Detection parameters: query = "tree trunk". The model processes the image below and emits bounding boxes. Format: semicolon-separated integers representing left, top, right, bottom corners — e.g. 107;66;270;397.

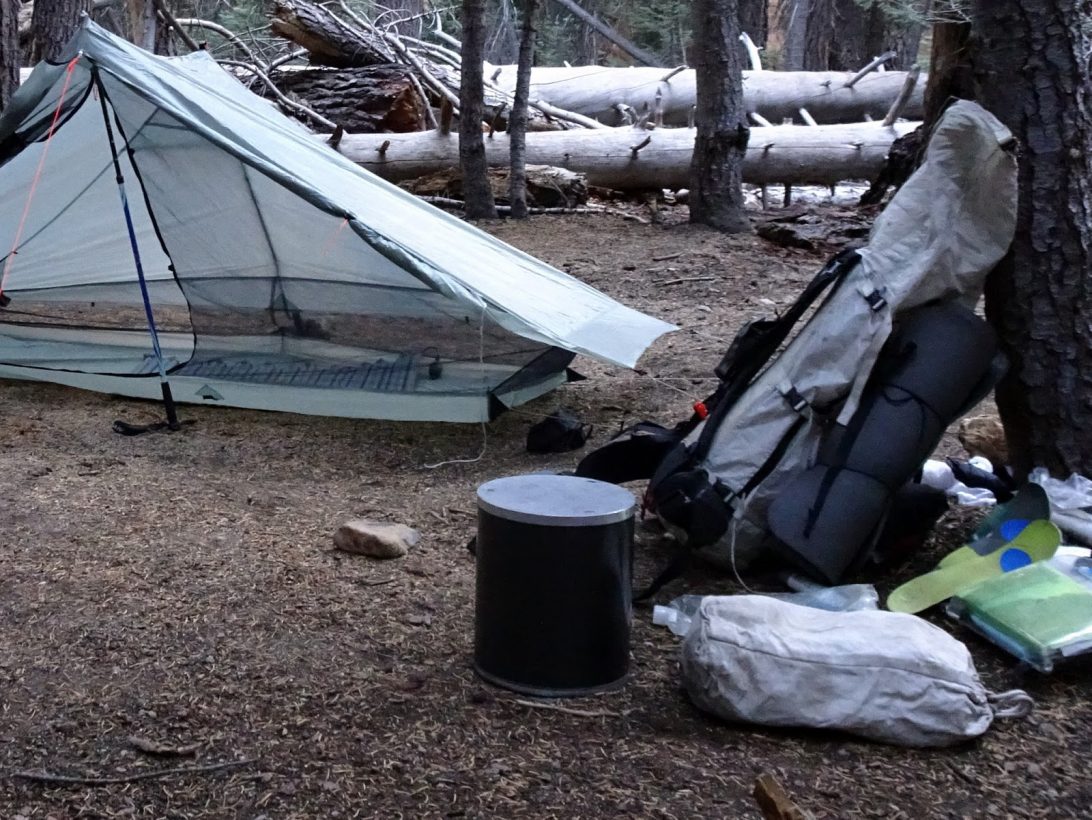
884;12;923;71
126;0;155;50
334;120;916;189
459;0;497;219
973;0;1092;475
489;64;925;126
0;0;19;111
689;0;749;231
738;0;767;46
508;0;539;219
485;0;519;64
922;19;974;132
804;0;922;72
780;0;811;70
29;0;92;61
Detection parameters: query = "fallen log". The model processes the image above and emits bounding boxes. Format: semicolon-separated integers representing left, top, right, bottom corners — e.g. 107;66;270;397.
271;0;395;66
330;121;919;190
262;65;429;132
401;165;588;207
488;64;926;126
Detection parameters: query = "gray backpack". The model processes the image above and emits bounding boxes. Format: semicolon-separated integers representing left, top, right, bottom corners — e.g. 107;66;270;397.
577;101;1018;593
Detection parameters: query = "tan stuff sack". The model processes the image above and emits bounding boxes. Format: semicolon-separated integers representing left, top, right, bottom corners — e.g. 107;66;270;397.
680;595;1033;748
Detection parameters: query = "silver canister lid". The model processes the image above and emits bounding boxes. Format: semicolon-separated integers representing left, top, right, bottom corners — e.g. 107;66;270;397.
477;474;636;527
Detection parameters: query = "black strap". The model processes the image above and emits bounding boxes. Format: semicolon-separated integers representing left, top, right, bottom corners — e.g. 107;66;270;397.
633;547;693;603
694;248;862;462
113;418;192;436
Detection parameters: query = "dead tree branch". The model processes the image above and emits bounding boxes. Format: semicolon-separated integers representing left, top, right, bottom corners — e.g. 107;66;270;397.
174;18;265;67
13;759;257;787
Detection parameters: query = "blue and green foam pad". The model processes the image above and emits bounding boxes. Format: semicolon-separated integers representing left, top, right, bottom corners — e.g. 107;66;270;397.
886;519;1061;614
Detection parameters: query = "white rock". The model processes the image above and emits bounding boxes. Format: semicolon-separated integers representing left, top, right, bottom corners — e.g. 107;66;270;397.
333;519;420;559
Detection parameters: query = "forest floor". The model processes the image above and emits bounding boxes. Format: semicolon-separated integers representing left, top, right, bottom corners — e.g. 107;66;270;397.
0;203;1089;819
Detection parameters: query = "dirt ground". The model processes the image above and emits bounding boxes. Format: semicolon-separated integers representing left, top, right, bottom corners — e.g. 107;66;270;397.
1;205;1089;819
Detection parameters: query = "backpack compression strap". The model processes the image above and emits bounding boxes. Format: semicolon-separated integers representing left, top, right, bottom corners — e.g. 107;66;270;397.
635;248;863;601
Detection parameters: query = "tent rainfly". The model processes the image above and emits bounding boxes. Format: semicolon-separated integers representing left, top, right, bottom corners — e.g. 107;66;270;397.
0;21;674;423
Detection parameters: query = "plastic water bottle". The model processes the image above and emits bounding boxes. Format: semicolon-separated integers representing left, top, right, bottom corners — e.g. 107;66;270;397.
652;605;693;637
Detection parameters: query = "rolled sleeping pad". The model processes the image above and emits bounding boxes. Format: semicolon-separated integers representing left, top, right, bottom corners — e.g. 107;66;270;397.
767;301;1001;584
871;302;1004;420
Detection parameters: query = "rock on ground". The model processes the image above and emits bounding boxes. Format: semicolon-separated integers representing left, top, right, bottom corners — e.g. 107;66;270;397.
333;519;420;558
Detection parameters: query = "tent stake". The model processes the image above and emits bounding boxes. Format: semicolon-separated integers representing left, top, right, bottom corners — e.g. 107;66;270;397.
93;70;180;430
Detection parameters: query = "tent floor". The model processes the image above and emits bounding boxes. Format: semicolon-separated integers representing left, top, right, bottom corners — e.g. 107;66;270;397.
174;352;420;393
0;360;567;422
0;326;568;420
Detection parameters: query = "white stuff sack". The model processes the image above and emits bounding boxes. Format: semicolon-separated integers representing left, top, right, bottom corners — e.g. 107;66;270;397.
680;596;1031;747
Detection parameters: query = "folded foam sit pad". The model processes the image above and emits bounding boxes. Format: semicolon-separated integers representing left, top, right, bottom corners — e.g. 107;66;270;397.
938;484;1051;568
886;519;1061;614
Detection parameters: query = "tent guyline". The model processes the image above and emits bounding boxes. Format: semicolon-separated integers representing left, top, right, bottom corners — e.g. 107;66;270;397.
0;21;673;423
0;55;81;307
93;67;180;431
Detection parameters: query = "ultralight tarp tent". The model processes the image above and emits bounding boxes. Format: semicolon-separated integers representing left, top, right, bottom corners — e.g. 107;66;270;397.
0;20;674;422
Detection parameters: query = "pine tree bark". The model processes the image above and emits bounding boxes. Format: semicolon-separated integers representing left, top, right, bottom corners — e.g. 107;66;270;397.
459;0;497;219
738;0;767;46
508;0;539;219
803;0;922;72
29;0;92;62
126;0;155;50
922;20;974;131
0;0;19;111
973;0;1092;475
689;0;749;232
780;0;811;70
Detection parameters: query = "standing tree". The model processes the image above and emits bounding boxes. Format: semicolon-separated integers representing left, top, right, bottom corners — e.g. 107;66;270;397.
0;0;18;111
738;0;768;46
458;0;498;219
689;0;749;232
803;0;922;71
508;0;539;219
127;0;158;50
29;0;92;62
780;0;812;69
972;0;1092;475
921;14;974;130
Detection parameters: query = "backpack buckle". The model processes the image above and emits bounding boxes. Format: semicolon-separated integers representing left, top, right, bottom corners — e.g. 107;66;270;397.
856;281;887;311
777;380;811;415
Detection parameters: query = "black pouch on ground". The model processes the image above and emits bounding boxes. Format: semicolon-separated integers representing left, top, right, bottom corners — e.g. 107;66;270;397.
947;456;1017;502
574;421;684;484
767;301;1005;584
526;408;591;454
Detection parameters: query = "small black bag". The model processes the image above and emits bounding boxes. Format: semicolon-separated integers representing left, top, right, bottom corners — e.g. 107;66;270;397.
526;409;590;454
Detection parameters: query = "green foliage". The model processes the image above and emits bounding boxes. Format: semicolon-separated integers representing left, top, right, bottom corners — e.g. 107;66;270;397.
612;0;690;64
533;0;691;66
